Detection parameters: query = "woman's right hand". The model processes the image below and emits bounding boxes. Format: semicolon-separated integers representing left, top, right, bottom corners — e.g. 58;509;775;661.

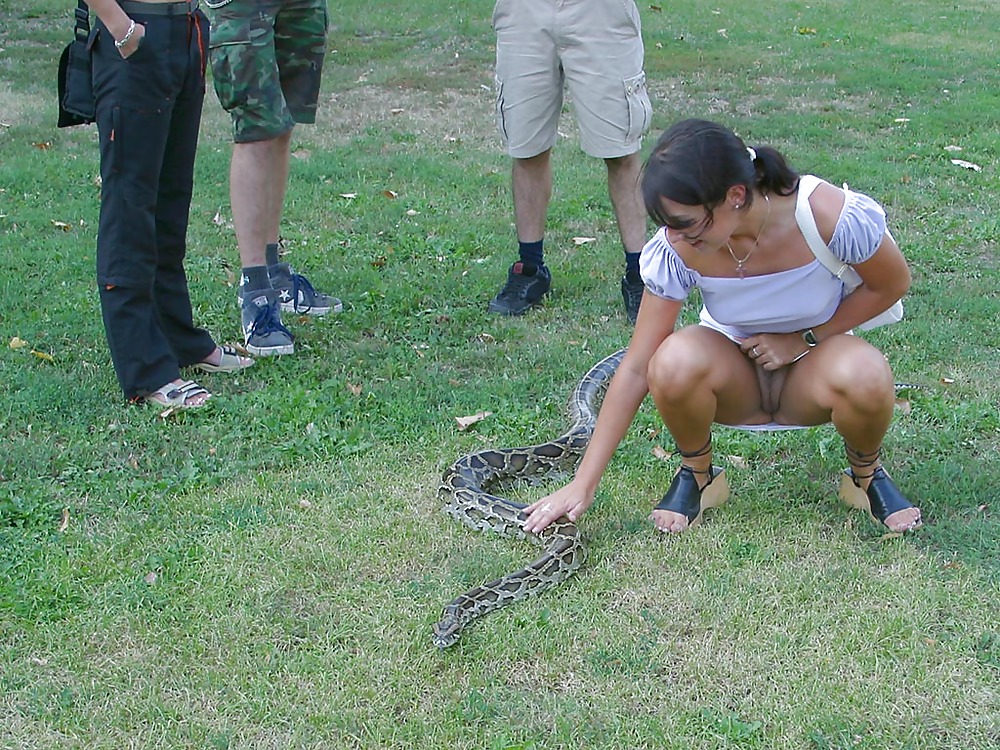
523;479;596;535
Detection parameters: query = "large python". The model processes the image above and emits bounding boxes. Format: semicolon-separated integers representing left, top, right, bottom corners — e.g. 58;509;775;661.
433;349;626;649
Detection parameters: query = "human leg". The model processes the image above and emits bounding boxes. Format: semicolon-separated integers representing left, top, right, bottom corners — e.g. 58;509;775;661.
605;152;647;322
776;336;921;532
646;327;761;532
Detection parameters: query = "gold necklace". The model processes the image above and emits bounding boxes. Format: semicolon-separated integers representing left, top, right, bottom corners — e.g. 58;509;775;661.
727;193;771;279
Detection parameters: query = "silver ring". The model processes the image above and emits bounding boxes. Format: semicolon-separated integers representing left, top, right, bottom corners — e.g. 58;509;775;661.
751;345;759;358
541;503;552;513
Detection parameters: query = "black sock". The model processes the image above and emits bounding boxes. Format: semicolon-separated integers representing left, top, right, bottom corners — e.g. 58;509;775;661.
625;251;641;281
241;265;271;293
265;242;280;267
518;239;544;268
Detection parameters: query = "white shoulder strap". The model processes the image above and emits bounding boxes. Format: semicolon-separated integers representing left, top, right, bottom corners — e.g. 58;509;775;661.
794;175;861;287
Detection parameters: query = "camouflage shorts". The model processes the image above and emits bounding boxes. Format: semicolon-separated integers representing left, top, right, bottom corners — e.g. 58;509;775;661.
205;0;328;143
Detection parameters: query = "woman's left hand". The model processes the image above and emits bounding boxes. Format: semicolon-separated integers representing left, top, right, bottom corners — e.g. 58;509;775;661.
739;333;811;370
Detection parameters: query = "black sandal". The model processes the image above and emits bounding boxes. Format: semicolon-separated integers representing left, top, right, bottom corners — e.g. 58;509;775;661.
652;437;730;531
838;445;922;531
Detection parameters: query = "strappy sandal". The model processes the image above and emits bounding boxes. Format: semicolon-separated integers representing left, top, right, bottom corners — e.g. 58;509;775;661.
192;344;254;373
838;445;922;531
652;437;730;532
141;380;212;409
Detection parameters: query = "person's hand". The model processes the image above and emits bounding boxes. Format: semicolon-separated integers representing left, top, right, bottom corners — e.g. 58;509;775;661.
117;21;146;59
523;480;596;535
739;332;811;370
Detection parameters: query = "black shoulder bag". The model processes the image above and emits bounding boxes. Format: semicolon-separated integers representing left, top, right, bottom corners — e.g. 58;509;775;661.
57;1;96;127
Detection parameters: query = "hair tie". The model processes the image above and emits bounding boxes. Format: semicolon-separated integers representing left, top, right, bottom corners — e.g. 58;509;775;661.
747;147;757;162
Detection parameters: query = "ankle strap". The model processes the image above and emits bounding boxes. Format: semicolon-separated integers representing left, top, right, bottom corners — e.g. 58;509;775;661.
845;443;882;479
676;435;712;459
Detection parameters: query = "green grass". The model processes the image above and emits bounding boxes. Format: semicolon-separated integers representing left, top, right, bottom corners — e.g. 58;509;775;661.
2;0;998;748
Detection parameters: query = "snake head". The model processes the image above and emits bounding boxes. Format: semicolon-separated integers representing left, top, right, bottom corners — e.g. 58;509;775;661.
432;616;463;649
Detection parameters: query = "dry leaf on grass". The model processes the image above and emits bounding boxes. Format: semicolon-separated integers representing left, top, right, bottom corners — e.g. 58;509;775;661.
9;336;28;349
727;454;749;470
894;398;912;414
347;382;362;396
572;237;597;245
33;142;52;150
652;445;673;461
382;190;398;199
455;411;492;431
144;571;157;584
943;145;962;152
941;377;955;384
950;159;981;171
58;508;69;533
30;350;54;362
339;192;358;199
51;220;72;231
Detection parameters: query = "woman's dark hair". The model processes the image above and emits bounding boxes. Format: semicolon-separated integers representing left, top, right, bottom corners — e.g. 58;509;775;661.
642;119;800;228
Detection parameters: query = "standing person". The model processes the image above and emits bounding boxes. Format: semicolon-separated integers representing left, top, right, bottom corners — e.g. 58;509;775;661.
205;0;341;356
487;0;653;323
523;119;922;536
88;0;253;409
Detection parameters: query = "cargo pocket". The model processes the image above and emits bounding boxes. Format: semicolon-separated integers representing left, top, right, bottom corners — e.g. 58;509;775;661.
623;71;652;143
207;19;253;112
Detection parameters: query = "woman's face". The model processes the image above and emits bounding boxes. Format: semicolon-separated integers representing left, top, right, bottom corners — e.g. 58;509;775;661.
658;189;743;251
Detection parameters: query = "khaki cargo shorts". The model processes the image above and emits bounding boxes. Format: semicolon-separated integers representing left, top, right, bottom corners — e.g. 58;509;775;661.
205;0;328;143
492;0;652;159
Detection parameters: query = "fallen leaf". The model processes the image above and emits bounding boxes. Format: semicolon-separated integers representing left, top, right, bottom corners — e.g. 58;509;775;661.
372;255;387;268
476;332;496;343
213;210;226;226
144;571;158;584
291;148;311;159
726;454;749;470
9;336;29;349
51;220;72;231
893;117;911;123
950;159;981;171
943;144;962;152
652;445;673;461
717;28;728;38
977;504;988;513
298;499;312;509
455;411;492;431
941;377;955;384
347;381;362;396
406;209;419;216
572;236;597;245
30;350;54;362
894;398;912;414
796;26;817;35
33;142;52;150
339;192;358;199
382;190;398;199
649;4;662;11
879;531;904;541
58;508;69;533
390;108;404;115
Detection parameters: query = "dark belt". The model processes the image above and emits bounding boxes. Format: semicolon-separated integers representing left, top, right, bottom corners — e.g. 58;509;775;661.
119;0;199;16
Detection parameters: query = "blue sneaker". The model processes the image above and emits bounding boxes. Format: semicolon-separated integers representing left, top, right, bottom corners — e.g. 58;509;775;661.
241;289;294;356
268;263;342;316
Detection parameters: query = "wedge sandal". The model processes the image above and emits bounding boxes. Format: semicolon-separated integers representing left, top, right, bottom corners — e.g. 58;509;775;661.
653;464;730;531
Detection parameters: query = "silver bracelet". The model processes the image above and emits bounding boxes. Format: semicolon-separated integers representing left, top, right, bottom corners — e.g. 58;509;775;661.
114;19;136;49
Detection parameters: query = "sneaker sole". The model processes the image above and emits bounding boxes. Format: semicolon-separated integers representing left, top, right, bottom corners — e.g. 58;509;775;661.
279;300;342;316
245;342;295;356
487;298;546;316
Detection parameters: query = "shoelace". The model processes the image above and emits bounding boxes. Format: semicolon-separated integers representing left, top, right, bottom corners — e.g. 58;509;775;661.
290;273;319;313
248;298;293;339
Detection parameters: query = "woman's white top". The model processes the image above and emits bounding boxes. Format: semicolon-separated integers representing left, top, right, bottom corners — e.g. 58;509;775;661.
639;178;888;341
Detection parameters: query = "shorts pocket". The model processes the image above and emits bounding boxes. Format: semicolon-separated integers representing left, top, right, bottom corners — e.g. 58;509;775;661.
623;71;652;143
207;20;252;112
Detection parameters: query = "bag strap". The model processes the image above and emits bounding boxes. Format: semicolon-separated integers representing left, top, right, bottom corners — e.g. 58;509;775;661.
794;174;862;288
74;0;90;43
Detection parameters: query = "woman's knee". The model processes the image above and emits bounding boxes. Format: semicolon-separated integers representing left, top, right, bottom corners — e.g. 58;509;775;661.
647;330;714;399
827;343;895;405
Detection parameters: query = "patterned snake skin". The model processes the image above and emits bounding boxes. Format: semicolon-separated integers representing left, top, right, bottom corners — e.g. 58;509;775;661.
433;349;626;648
